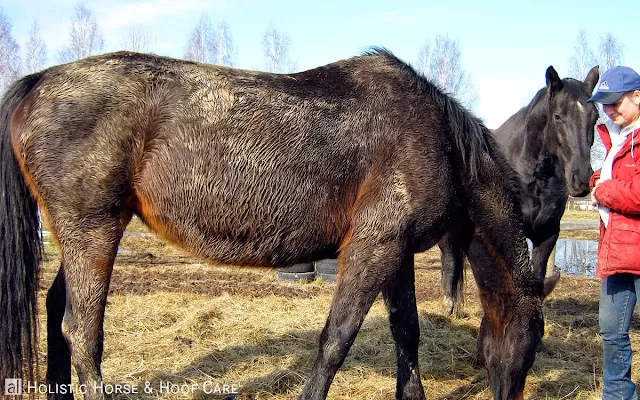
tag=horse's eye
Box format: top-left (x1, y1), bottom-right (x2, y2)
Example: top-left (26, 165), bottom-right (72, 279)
top-left (554, 113), bottom-right (562, 122)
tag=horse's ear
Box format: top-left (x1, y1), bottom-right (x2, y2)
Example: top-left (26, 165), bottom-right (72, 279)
top-left (546, 66), bottom-right (563, 97)
top-left (585, 65), bottom-right (600, 92)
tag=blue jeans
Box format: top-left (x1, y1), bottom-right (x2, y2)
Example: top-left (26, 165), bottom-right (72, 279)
top-left (600, 273), bottom-right (640, 400)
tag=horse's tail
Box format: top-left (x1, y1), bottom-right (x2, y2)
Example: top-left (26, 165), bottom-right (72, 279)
top-left (0, 73), bottom-right (44, 385)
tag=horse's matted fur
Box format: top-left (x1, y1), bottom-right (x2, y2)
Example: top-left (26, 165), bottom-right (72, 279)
top-left (1, 49), bottom-right (552, 400)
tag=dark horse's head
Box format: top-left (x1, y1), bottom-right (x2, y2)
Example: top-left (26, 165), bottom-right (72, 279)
top-left (542, 66), bottom-right (599, 196)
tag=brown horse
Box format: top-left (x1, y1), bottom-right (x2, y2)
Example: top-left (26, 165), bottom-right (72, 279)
top-left (0, 50), bottom-right (554, 400)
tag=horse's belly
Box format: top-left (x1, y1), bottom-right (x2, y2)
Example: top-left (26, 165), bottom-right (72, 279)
top-left (134, 162), bottom-right (351, 267)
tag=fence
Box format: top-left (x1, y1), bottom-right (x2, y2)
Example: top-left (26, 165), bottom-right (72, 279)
top-left (566, 197), bottom-right (595, 211)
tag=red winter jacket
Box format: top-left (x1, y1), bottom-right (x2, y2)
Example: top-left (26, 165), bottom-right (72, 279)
top-left (590, 123), bottom-right (640, 278)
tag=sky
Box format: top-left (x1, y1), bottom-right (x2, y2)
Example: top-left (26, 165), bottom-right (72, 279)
top-left (2, 0), bottom-right (639, 129)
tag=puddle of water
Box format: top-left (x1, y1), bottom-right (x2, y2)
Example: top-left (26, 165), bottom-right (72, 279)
top-left (553, 239), bottom-right (598, 278)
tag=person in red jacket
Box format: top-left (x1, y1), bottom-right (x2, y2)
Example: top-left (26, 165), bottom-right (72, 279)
top-left (589, 65), bottom-right (640, 400)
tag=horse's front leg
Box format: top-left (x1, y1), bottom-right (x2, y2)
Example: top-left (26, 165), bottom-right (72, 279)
top-left (299, 239), bottom-right (411, 400)
top-left (382, 253), bottom-right (425, 400)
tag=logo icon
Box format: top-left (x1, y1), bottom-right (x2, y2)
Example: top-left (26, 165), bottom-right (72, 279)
top-left (599, 81), bottom-right (609, 90)
top-left (4, 378), bottom-right (22, 395)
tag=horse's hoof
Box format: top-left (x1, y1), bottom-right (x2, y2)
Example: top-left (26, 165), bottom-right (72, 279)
top-left (443, 296), bottom-right (455, 316)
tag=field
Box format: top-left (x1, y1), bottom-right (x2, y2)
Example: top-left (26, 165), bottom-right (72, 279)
top-left (32, 212), bottom-right (635, 400)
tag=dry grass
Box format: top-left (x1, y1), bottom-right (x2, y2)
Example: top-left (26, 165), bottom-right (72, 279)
top-left (561, 209), bottom-right (599, 222)
top-left (33, 216), bottom-right (630, 400)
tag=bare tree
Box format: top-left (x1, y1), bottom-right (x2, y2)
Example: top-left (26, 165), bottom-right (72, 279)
top-left (213, 21), bottom-right (234, 66)
top-left (58, 3), bottom-right (105, 63)
top-left (184, 15), bottom-right (235, 66)
top-left (120, 26), bottom-right (155, 53)
top-left (184, 15), bottom-right (212, 62)
top-left (588, 33), bottom-right (624, 170)
top-left (262, 25), bottom-right (296, 73)
top-left (416, 34), bottom-right (477, 109)
top-left (599, 33), bottom-right (624, 72)
top-left (568, 30), bottom-right (620, 170)
top-left (0, 9), bottom-right (21, 93)
top-left (568, 30), bottom-right (598, 80)
top-left (24, 20), bottom-right (47, 74)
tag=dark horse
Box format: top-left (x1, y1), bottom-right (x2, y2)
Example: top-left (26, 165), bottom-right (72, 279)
top-left (440, 65), bottom-right (600, 316)
top-left (0, 50), bottom-right (554, 400)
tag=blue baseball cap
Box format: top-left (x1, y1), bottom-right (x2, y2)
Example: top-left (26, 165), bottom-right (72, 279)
top-left (588, 66), bottom-right (640, 104)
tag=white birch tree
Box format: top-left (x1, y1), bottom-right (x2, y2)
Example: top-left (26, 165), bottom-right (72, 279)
top-left (0, 9), bottom-right (21, 93)
top-left (599, 33), bottom-right (624, 72)
top-left (417, 34), bottom-right (477, 109)
top-left (569, 30), bottom-right (598, 80)
top-left (184, 15), bottom-right (235, 66)
top-left (262, 25), bottom-right (296, 73)
top-left (120, 26), bottom-right (155, 53)
top-left (23, 20), bottom-right (47, 74)
top-left (58, 3), bottom-right (105, 62)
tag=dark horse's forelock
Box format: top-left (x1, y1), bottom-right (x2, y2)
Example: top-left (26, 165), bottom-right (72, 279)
top-left (526, 77), bottom-right (593, 126)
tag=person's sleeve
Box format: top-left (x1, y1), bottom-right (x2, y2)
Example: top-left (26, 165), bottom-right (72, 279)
top-left (594, 174), bottom-right (640, 214)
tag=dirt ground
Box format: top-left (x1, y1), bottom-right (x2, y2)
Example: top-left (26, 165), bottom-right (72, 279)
top-left (32, 217), bottom-right (630, 400)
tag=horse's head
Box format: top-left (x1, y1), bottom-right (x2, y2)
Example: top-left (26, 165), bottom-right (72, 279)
top-left (477, 271), bottom-right (559, 400)
top-left (544, 65), bottom-right (600, 197)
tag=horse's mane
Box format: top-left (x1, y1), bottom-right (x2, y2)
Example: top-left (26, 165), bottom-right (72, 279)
top-left (359, 48), bottom-right (521, 199)
top-left (360, 48), bottom-right (492, 183)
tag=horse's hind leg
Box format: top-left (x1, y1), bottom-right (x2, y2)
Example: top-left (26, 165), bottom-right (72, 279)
top-left (46, 264), bottom-right (72, 400)
top-left (438, 232), bottom-right (465, 317)
top-left (50, 212), bottom-right (130, 400)
top-left (382, 253), bottom-right (425, 400)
